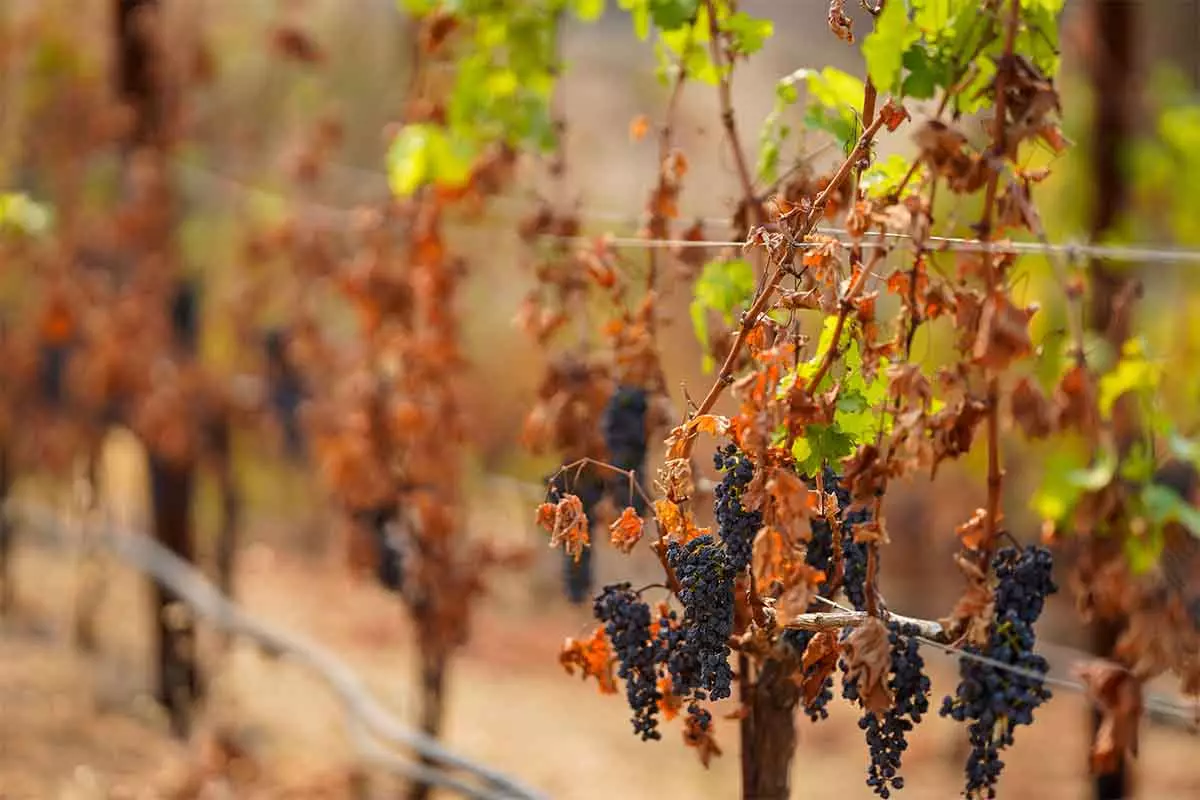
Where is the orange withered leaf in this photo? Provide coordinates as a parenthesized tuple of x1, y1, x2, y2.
(560, 627, 617, 695)
(800, 630, 841, 706)
(879, 100, 911, 132)
(538, 494, 590, 563)
(629, 114, 650, 142)
(609, 506, 645, 554)
(955, 508, 989, 551)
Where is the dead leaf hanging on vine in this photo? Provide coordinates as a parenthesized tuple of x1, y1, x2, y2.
(842, 617, 894, 714)
(1075, 660, 1142, 775)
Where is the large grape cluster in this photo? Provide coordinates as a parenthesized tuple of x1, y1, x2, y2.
(594, 583, 663, 740)
(712, 445, 762, 572)
(939, 545, 1057, 798)
(859, 622, 930, 798)
(601, 385, 649, 514)
(667, 535, 736, 700)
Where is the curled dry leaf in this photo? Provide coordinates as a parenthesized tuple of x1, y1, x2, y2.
(972, 292, 1038, 371)
(878, 101, 911, 132)
(842, 617, 894, 714)
(1074, 660, 1142, 775)
(800, 630, 842, 706)
(956, 508, 989, 551)
(609, 506, 645, 554)
(942, 554, 994, 647)
(827, 0, 854, 43)
(654, 498, 709, 544)
(559, 626, 617, 695)
(537, 493, 590, 562)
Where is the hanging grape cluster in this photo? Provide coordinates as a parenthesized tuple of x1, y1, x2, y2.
(940, 545, 1057, 798)
(860, 622, 931, 799)
(806, 466, 872, 610)
(713, 444, 761, 572)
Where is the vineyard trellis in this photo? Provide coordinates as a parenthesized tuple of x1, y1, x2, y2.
(5, 0, 1200, 799)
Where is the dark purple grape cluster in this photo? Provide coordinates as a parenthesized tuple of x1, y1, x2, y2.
(805, 466, 872, 610)
(594, 583, 664, 740)
(712, 445, 762, 572)
(667, 535, 736, 700)
(780, 628, 834, 721)
(601, 385, 649, 514)
(858, 622, 931, 798)
(939, 546, 1057, 799)
(353, 504, 404, 592)
(263, 328, 306, 459)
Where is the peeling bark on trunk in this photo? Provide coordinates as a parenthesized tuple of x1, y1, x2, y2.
(149, 453, 200, 738)
(741, 655, 800, 800)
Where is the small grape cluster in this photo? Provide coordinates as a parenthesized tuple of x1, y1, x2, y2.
(601, 385, 649, 514)
(712, 445, 762, 572)
(667, 535, 736, 700)
(859, 622, 931, 798)
(595, 583, 663, 740)
(939, 545, 1057, 799)
(780, 628, 834, 721)
(805, 466, 872, 610)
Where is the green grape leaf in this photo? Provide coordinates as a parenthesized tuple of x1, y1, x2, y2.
(860, 153, 913, 199)
(388, 126, 433, 196)
(690, 258, 755, 373)
(1143, 482, 1200, 540)
(0, 193, 53, 236)
(571, 0, 606, 22)
(792, 424, 856, 478)
(724, 11, 773, 56)
(398, 0, 438, 15)
(862, 0, 920, 92)
(1123, 524, 1164, 575)
(649, 0, 699, 30)
(1098, 338, 1162, 418)
(1031, 444, 1098, 522)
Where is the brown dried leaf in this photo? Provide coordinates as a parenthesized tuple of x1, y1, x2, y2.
(842, 617, 894, 713)
(1010, 376, 1055, 439)
(828, 0, 854, 43)
(683, 709, 723, 767)
(972, 292, 1038, 370)
(1074, 661, 1142, 775)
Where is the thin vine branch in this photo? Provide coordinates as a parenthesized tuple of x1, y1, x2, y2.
(678, 108, 893, 460)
